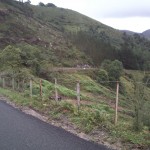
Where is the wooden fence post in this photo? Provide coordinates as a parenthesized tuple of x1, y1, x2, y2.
(77, 81, 80, 111)
(30, 79, 32, 98)
(40, 79, 42, 98)
(54, 78, 58, 102)
(115, 81, 119, 125)
(12, 78, 15, 90)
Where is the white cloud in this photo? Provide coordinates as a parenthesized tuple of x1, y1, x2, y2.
(99, 17, 150, 33)
(30, 0, 150, 32)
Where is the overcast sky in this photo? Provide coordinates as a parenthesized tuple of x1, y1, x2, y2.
(30, 0, 150, 33)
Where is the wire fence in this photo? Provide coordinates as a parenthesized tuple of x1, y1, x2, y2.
(0, 74, 149, 125)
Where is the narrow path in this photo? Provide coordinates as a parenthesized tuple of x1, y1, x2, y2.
(0, 100, 111, 150)
(47, 67, 97, 72)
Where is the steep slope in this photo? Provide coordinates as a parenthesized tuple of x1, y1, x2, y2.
(30, 5, 150, 69)
(142, 29, 150, 39)
(121, 30, 136, 36)
(32, 5, 123, 48)
(0, 0, 124, 48)
(0, 0, 118, 70)
(122, 29, 150, 40)
(0, 0, 92, 67)
(0, 0, 150, 71)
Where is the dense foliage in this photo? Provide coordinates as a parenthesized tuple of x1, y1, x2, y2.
(70, 30, 150, 70)
(118, 33, 150, 70)
(97, 59, 123, 87)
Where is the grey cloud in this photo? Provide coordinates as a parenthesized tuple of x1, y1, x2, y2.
(95, 1, 150, 18)
(100, 8, 150, 18)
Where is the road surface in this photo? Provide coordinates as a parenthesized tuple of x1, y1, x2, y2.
(0, 100, 111, 150)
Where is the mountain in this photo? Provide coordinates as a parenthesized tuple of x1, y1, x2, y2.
(121, 30, 137, 36)
(122, 29, 150, 40)
(141, 29, 150, 39)
(0, 0, 150, 72)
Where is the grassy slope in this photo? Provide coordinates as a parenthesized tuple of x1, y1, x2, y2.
(32, 5, 123, 47)
(0, 70, 149, 149)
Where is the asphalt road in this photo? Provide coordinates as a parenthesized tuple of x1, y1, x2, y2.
(0, 100, 111, 150)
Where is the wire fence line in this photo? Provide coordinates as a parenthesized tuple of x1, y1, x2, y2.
(0, 75, 119, 124)
(0, 76, 80, 102)
(0, 76, 83, 115)
(0, 74, 149, 125)
(0, 75, 149, 97)
(98, 80, 150, 84)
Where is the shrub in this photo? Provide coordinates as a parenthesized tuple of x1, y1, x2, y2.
(97, 69, 109, 86)
(100, 59, 123, 88)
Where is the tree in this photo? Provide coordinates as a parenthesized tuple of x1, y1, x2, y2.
(107, 60, 123, 81)
(19, 44, 41, 75)
(101, 59, 123, 81)
(119, 32, 150, 70)
(101, 59, 111, 71)
(97, 69, 109, 86)
(46, 3, 56, 7)
(24, 0, 31, 4)
(39, 2, 45, 6)
(99, 59, 123, 88)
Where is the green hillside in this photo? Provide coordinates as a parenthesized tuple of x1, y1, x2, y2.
(32, 5, 123, 46)
(0, 0, 150, 70)
(142, 29, 150, 40)
(0, 0, 91, 67)
(0, 1, 150, 149)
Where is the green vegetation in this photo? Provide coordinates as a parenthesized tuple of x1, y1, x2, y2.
(0, 71, 150, 149)
(101, 60, 123, 80)
(1, 0, 150, 70)
(0, 0, 150, 149)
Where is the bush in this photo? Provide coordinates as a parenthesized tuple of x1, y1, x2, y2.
(107, 60, 123, 81)
(97, 69, 109, 86)
(101, 59, 111, 71)
(75, 108, 111, 133)
(60, 102, 75, 113)
(100, 59, 123, 88)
